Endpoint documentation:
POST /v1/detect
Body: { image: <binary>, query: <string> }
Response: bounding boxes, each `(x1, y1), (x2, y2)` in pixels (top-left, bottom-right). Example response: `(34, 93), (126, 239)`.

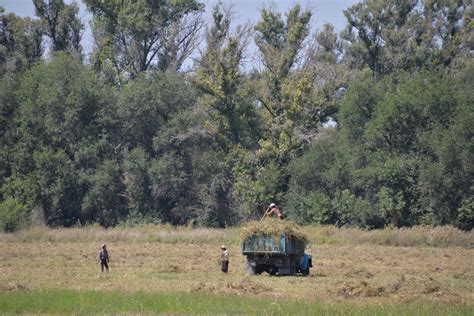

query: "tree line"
(0, 0), (472, 231)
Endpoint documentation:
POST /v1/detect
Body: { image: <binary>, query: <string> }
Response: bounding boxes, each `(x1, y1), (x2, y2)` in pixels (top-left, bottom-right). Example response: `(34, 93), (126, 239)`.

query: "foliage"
(195, 2), (257, 148)
(342, 0), (471, 76)
(0, 2), (472, 230)
(0, 197), (27, 232)
(287, 67), (473, 230)
(33, 0), (84, 56)
(0, 9), (43, 74)
(84, 0), (203, 78)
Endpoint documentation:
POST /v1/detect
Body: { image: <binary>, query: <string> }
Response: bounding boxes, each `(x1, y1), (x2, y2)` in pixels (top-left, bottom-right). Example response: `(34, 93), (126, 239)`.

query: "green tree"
(254, 4), (311, 119)
(33, 0), (84, 56)
(233, 5), (314, 218)
(338, 69), (380, 142)
(342, 0), (471, 76)
(342, 0), (418, 75)
(12, 53), (105, 159)
(0, 8), (44, 73)
(85, 0), (203, 78)
(1, 53), (116, 226)
(0, 198), (27, 232)
(195, 2), (258, 148)
(152, 108), (240, 226)
(116, 70), (197, 153)
(286, 190), (333, 225)
(287, 67), (472, 229)
(417, 63), (474, 226)
(122, 147), (151, 222)
(79, 156), (126, 227)
(305, 23), (349, 109)
(364, 71), (455, 153)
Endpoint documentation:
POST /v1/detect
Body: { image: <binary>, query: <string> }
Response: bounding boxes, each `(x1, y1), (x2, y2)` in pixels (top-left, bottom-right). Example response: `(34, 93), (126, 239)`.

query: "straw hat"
(220, 245), (226, 249)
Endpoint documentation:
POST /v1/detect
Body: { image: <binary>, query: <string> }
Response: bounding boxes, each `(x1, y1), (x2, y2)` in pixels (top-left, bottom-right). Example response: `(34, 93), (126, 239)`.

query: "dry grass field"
(0, 224), (473, 314)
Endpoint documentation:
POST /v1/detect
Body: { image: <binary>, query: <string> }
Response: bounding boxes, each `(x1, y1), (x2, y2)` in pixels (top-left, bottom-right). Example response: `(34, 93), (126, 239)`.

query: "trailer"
(242, 233), (312, 276)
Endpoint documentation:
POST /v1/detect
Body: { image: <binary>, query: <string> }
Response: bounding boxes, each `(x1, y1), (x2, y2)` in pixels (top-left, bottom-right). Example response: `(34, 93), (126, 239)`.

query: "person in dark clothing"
(99, 244), (109, 272)
(220, 245), (229, 273)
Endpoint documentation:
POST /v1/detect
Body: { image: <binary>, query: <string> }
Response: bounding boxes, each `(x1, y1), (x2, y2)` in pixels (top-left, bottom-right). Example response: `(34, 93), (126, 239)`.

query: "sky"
(2, 0), (359, 58)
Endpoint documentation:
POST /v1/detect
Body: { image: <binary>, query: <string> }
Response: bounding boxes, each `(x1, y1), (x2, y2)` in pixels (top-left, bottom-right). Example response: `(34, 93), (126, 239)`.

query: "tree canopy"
(0, 0), (472, 231)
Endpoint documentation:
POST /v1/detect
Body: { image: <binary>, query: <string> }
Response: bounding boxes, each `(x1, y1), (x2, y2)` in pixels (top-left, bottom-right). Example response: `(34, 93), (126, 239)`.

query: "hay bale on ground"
(240, 219), (308, 244)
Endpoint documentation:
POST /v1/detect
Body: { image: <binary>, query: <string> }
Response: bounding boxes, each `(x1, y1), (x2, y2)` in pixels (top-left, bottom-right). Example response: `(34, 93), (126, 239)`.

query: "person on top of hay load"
(263, 203), (283, 220)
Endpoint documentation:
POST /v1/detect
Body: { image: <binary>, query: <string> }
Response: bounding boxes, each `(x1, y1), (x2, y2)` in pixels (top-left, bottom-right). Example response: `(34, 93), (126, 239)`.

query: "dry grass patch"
(0, 239), (472, 306)
(240, 219), (308, 243)
(225, 277), (274, 295)
(0, 224), (239, 245)
(306, 225), (474, 248)
(2, 224), (472, 248)
(0, 225), (473, 309)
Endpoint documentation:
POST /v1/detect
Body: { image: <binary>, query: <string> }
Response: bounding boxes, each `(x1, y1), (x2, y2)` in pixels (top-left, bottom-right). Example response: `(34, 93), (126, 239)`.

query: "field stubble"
(0, 225), (473, 308)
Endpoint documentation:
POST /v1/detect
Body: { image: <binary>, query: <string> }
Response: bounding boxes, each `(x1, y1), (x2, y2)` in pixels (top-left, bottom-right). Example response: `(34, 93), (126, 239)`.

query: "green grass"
(0, 290), (472, 315)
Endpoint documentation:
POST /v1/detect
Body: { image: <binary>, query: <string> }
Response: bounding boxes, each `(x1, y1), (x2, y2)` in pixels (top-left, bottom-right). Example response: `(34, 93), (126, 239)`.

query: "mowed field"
(0, 225), (473, 315)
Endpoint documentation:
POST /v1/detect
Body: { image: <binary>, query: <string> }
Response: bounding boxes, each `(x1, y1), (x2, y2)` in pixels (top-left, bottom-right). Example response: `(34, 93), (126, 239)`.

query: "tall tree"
(157, 9), (204, 72)
(33, 0), (84, 56)
(252, 5), (316, 169)
(342, 0), (419, 75)
(342, 0), (471, 76)
(1, 53), (113, 226)
(195, 3), (258, 147)
(0, 8), (44, 73)
(85, 0), (203, 78)
(302, 23), (350, 130)
(254, 4), (311, 119)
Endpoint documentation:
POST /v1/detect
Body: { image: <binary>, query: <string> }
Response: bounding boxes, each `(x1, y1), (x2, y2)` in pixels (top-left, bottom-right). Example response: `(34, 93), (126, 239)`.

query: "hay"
(240, 219), (308, 244)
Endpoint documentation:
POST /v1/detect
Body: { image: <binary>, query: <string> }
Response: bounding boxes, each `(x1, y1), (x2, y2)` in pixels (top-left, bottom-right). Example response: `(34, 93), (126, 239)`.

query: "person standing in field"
(220, 245), (229, 273)
(99, 244), (109, 272)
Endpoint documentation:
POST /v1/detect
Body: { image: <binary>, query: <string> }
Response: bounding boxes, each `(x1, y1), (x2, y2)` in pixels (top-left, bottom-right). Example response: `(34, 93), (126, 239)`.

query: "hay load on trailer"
(241, 219), (312, 276)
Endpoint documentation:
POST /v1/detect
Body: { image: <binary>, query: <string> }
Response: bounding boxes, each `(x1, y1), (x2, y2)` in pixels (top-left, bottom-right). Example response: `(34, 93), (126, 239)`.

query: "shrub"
(0, 198), (28, 232)
(285, 191), (334, 225)
(457, 197), (474, 231)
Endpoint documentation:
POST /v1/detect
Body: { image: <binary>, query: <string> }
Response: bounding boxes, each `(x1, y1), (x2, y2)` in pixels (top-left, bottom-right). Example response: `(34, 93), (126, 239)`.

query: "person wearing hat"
(98, 244), (110, 272)
(264, 203), (283, 220)
(220, 245), (229, 273)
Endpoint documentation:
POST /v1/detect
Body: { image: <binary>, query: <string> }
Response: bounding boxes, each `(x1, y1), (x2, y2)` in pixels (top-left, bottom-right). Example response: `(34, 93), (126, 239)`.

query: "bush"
(0, 198), (28, 232)
(456, 197), (474, 231)
(286, 191), (334, 225)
